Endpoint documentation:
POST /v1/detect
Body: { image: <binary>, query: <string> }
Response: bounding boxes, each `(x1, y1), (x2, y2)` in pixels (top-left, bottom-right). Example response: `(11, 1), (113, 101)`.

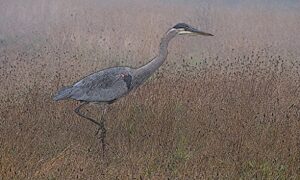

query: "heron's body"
(54, 66), (134, 102)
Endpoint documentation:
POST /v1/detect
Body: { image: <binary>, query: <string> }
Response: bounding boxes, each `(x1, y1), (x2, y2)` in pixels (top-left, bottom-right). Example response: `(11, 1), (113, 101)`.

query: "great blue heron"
(53, 23), (213, 154)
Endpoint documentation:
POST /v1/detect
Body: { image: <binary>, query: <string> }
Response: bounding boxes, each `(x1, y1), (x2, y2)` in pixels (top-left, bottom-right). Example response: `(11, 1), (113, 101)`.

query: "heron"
(53, 23), (213, 154)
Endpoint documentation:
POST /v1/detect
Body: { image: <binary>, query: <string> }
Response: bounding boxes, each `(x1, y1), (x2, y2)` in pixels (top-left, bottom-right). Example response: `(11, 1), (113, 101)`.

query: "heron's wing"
(70, 67), (132, 102)
(74, 70), (121, 89)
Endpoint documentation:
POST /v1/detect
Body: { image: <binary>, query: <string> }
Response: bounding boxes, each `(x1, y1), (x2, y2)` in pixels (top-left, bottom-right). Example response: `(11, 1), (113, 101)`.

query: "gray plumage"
(54, 67), (132, 102)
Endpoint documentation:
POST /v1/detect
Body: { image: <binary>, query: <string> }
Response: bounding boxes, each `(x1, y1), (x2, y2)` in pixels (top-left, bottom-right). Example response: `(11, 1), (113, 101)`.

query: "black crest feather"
(173, 23), (190, 30)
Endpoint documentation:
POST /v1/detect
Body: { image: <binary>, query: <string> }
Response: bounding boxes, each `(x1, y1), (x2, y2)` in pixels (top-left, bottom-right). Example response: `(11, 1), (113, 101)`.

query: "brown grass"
(1, 0), (300, 179)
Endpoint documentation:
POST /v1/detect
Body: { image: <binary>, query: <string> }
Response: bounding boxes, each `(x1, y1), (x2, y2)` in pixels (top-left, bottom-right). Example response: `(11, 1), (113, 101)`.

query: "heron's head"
(172, 23), (214, 36)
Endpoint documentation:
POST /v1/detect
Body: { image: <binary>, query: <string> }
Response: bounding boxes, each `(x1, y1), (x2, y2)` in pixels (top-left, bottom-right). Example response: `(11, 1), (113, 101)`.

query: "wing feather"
(70, 67), (132, 102)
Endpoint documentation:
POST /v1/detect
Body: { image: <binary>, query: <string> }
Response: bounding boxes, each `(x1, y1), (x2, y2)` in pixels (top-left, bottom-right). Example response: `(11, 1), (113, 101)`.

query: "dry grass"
(1, 0), (300, 179)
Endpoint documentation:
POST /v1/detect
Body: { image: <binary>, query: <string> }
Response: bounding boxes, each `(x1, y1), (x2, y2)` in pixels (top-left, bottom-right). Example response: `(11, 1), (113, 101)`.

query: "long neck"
(133, 29), (177, 83)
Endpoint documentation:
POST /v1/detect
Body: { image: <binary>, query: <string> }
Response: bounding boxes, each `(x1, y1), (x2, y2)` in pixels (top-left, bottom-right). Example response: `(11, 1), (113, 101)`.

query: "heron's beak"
(178, 27), (214, 36)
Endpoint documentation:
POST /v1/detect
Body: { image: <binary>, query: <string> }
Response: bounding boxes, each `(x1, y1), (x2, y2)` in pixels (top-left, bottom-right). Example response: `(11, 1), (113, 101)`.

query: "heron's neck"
(134, 30), (176, 82)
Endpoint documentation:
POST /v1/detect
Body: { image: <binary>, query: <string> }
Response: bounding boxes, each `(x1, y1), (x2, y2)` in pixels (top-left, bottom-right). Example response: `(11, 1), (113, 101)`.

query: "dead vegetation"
(1, 0), (300, 179)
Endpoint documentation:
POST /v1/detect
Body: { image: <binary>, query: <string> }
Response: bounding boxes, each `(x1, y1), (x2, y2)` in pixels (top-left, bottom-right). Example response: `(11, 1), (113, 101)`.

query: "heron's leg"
(74, 102), (102, 126)
(95, 105), (108, 157)
(75, 102), (108, 157)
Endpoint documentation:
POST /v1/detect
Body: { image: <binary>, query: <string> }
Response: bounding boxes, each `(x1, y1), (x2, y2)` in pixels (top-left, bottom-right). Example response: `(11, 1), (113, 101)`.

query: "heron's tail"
(53, 86), (73, 101)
